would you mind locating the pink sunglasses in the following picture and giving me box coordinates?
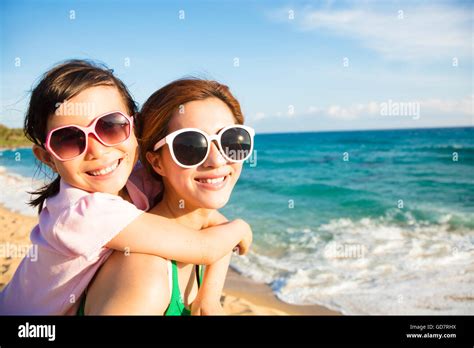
[45,111,133,161]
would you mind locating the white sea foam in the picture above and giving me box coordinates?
[231,214,474,314]
[0,166,41,216]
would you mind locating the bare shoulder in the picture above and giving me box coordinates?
[86,251,171,315]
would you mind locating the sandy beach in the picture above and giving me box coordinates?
[0,204,339,315]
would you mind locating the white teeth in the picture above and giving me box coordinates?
[88,160,119,176]
[198,176,225,184]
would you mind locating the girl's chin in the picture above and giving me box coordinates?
[84,179,127,196]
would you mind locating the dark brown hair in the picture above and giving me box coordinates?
[24,59,137,213]
[137,78,244,202]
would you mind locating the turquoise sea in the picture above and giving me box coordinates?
[1,127,473,314]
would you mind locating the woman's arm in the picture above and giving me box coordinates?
[106,212,252,265]
[191,252,231,315]
[191,211,238,315]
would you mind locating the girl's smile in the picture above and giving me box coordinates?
[85,156,124,178]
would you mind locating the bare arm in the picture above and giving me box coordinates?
[191,252,231,315]
[106,212,251,265]
[191,211,238,315]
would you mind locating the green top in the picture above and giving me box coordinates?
[76,260,203,316]
[164,261,203,316]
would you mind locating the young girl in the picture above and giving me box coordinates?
[0,60,251,315]
[84,78,255,315]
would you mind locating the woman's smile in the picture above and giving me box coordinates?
[194,171,231,191]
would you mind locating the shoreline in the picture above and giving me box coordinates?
[0,145,32,152]
[0,204,340,315]
[224,267,340,315]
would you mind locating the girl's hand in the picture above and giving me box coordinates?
[191,296,226,316]
[207,212,253,255]
[233,219,252,255]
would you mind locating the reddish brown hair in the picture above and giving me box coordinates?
[137,78,244,182]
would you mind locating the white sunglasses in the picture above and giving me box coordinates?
[153,125,255,168]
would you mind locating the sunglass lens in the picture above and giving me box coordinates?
[173,131,208,166]
[96,112,130,145]
[50,127,86,160]
[221,127,252,161]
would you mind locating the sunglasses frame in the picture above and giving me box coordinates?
[153,125,255,169]
[45,111,134,161]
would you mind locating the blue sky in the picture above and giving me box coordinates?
[0,0,472,133]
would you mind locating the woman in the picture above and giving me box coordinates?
[84,79,254,315]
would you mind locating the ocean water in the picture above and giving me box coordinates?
[1,127,473,314]
[0,148,48,216]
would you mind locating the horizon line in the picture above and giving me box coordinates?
[1,122,473,137]
[256,125,474,136]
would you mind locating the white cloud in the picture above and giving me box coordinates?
[419,95,473,116]
[253,112,266,121]
[251,95,473,123]
[322,95,473,120]
[271,3,472,61]
[310,101,379,120]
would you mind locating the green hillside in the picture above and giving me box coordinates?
[0,124,32,148]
